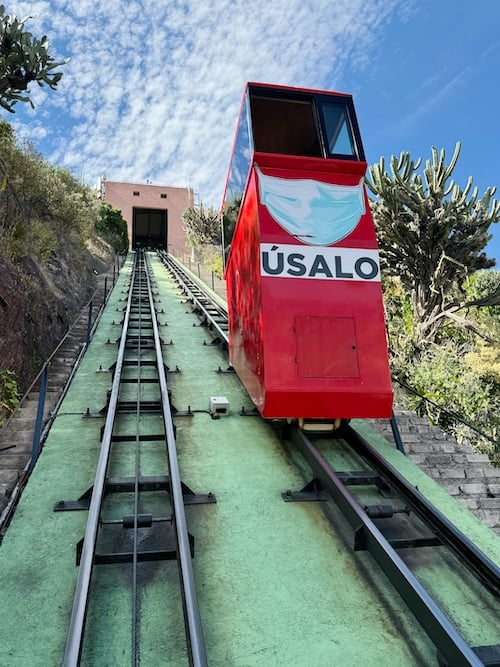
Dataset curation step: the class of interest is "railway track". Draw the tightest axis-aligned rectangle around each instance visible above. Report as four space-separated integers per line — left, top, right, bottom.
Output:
159 250 500 667
59 251 211 666
281 423 499 667
158 250 229 348
3 250 496 665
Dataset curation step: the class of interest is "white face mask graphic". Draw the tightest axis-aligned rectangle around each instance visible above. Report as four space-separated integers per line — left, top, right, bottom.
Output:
256 167 365 245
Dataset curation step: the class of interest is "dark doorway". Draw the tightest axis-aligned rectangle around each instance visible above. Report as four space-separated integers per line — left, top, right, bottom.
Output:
132 208 167 249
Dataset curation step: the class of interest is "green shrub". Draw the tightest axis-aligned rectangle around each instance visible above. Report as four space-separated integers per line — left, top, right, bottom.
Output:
95 202 129 253
382 271 500 464
404 341 499 462
1 122 102 261
0 369 19 427
210 254 224 279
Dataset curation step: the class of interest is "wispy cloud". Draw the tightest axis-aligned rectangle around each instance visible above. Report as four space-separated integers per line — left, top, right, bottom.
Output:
396 65 473 135
9 0 406 205
391 33 500 141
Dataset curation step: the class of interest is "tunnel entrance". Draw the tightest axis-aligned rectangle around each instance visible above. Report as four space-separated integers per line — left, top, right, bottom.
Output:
132 208 167 249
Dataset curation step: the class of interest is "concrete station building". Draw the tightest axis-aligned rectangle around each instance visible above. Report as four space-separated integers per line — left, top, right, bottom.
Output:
101 180 194 255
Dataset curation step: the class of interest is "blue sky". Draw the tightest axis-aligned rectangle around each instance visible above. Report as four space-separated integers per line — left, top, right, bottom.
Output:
5 0 500 263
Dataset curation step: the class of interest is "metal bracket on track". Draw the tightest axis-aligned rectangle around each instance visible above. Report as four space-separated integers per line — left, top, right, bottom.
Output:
75 525 196 566
54 475 217 512
438 644 500 667
282 478 328 502
216 365 235 373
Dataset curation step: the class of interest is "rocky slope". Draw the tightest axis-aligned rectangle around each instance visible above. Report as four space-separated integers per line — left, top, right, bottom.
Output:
0 239 114 395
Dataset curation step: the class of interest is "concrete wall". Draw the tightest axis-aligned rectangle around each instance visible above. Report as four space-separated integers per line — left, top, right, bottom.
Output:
102 181 194 254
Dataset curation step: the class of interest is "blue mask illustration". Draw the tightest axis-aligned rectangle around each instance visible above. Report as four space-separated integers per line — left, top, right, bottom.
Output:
257 167 365 245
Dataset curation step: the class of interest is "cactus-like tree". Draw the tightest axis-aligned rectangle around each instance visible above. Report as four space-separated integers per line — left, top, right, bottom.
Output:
0 4 67 112
367 142 500 347
182 204 222 260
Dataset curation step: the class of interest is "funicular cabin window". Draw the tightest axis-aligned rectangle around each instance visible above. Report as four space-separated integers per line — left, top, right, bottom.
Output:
320 102 355 157
317 97 365 161
250 95 322 157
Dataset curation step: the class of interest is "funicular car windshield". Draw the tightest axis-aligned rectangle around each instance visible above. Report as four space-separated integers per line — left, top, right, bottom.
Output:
248 85 365 161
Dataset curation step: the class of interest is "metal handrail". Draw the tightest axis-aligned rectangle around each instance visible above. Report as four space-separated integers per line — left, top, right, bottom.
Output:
0 257 121 440
0 261 123 539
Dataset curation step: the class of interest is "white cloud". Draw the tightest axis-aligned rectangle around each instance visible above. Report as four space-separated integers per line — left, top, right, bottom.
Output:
8 0 407 205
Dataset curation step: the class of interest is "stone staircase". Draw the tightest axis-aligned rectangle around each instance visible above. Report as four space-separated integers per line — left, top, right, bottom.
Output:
0 270 116 525
368 407 500 535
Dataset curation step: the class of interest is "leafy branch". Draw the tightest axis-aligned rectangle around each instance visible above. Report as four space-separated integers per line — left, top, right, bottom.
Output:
0 4 68 112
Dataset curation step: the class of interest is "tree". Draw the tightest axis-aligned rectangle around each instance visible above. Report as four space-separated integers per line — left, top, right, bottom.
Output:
96 202 129 253
222 195 241 261
0 120 101 260
0 4 67 112
181 204 221 259
367 142 500 347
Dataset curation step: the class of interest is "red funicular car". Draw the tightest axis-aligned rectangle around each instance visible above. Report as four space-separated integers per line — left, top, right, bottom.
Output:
222 82 393 422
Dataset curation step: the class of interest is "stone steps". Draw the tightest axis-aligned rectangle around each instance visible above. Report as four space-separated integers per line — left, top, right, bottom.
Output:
367 406 500 534
0 270 116 513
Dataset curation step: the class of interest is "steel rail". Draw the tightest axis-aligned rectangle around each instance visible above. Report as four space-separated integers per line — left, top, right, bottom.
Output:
131 253 145 666
160 251 228 337
145 253 208 667
62 258 137 667
342 424 500 599
286 424 484 667
158 251 229 346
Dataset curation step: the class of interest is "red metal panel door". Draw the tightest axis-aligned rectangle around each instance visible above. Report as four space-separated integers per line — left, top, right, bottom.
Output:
295 316 359 378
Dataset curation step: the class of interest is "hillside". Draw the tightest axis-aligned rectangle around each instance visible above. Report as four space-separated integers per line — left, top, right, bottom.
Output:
0 244 112 395
0 120 115 405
